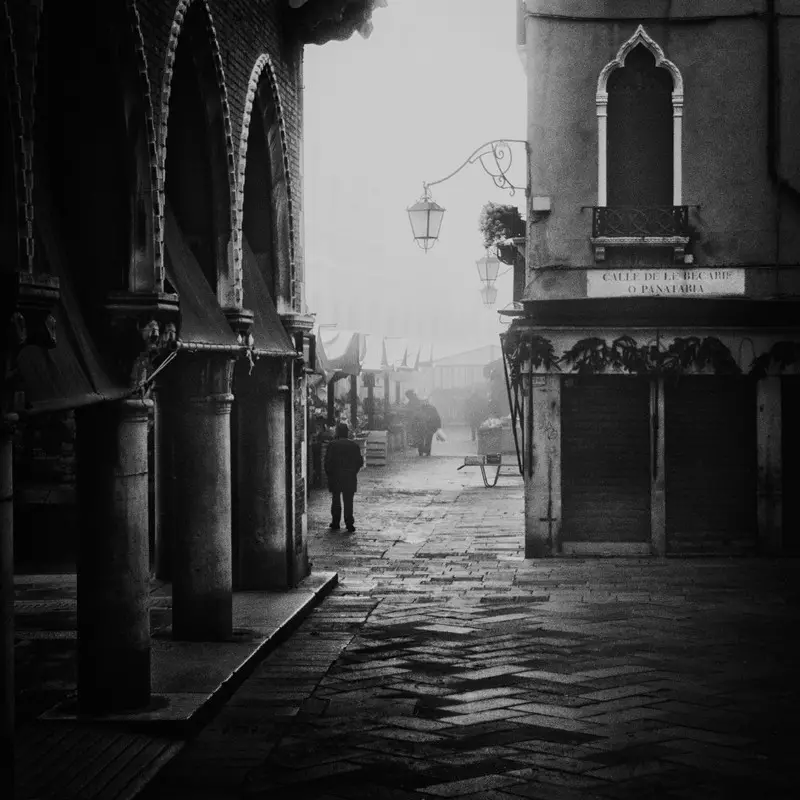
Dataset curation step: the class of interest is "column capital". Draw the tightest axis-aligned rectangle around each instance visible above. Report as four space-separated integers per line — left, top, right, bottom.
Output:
171 353 236 406
1 413 19 435
104 290 180 392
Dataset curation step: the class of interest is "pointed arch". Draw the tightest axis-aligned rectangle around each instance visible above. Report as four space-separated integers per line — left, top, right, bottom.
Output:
125 0 162 293
596 25 684 207
236 54 297 314
1 0 27 274
597 25 683 103
33 0 160 310
158 0 239 308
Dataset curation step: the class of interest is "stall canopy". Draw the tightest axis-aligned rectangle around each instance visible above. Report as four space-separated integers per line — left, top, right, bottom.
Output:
360 333 386 372
241 235 295 356
317 326 363 377
418 342 435 368
163 201 238 348
310 328 434 382
383 337 409 371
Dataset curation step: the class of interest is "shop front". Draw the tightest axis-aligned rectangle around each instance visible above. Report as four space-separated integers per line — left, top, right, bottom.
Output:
502 322 797 558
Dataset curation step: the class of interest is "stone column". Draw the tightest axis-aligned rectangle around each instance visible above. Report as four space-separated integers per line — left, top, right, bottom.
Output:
0 415 16 791
650 378 667 556
525 375 561 558
170 355 234 641
75 399 152 713
234 358 290 590
757 377 782 555
152 387 174 580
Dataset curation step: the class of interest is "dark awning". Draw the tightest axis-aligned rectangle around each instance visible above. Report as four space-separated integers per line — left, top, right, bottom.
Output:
16 193 129 415
242 235 295 356
163 201 239 349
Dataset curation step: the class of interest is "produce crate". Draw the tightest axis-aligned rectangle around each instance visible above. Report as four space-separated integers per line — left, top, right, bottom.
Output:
477 426 517 456
477 427 502 455
365 430 388 466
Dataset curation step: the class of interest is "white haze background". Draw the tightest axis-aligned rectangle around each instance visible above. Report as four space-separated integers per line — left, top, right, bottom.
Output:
303 0 527 359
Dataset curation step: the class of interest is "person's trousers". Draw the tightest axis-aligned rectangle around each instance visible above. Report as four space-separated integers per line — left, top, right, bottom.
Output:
330 490 355 529
419 431 434 456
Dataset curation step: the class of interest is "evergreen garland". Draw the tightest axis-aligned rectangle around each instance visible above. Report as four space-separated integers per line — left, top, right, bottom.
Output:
749 341 800 379
506 333 742 377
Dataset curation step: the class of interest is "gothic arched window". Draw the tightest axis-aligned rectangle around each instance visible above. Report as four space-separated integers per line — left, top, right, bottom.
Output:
596 26 684 208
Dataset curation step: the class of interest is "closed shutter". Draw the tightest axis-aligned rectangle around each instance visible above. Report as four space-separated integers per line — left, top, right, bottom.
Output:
665 377 756 555
561 377 651 543
782 377 800 554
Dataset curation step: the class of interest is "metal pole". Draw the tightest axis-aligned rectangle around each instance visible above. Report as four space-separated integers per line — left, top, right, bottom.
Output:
350 374 358 432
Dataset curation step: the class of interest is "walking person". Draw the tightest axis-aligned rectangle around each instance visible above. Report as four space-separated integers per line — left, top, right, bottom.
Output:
416 398 442 457
324 422 364 532
466 389 486 441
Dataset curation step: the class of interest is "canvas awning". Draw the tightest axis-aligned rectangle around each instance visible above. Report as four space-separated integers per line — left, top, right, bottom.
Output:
317 327 363 377
383 337 409 371
16 189 129 415
163 201 238 349
418 342 435 368
360 333 386 372
241 235 295 357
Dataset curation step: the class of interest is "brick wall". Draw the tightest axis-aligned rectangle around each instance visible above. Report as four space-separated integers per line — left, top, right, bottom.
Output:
4 0 311 569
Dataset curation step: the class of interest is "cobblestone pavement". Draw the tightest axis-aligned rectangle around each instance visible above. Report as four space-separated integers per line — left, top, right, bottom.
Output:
140 428 800 800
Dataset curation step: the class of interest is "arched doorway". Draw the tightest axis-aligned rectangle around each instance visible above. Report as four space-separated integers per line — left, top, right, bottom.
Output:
233 64 298 590
164 2 231 297
0 49 17 279
243 81 279 303
35 1 154 319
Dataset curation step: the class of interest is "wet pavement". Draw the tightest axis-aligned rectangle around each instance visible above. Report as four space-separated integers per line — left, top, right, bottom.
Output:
134 426 800 799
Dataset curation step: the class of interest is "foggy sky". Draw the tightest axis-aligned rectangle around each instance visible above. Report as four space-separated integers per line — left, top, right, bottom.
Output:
303 0 526 359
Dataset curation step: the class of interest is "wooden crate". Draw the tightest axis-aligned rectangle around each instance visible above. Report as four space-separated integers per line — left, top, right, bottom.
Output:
366 430 388 466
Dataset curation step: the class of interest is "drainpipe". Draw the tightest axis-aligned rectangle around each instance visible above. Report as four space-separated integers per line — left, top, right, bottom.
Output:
766 0 800 279
766 0 781 271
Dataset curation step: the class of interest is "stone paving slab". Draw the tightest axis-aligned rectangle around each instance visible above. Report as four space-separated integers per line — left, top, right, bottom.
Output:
13 572 338 798
63 428 800 797
128 428 800 800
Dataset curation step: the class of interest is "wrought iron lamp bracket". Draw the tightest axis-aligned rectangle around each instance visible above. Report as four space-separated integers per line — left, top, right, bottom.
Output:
422 139 528 199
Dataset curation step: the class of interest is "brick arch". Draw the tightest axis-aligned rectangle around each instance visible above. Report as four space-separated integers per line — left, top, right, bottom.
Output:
1 0 30 272
125 0 162 292
236 54 297 310
158 0 240 308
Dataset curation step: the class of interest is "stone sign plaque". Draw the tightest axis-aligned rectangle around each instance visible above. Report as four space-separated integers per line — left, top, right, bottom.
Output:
586 268 745 298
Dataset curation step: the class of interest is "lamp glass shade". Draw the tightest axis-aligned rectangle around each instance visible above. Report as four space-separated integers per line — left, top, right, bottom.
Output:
407 198 445 250
480 284 498 306
475 253 500 282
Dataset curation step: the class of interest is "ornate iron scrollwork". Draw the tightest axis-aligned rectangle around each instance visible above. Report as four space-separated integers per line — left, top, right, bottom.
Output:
424 140 528 198
592 205 689 237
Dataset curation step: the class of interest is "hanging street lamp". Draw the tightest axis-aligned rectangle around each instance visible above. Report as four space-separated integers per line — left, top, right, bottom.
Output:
480 284 498 307
406 189 446 252
475 252 501 284
407 139 527 253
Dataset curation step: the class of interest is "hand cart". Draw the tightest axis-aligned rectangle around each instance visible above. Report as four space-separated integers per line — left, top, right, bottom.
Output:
457 453 519 488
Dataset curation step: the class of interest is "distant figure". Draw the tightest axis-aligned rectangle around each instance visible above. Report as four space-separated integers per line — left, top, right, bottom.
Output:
415 398 442 457
466 390 486 441
405 389 421 448
324 422 364 533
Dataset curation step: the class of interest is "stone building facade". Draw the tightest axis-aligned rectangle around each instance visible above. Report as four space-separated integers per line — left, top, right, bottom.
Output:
505 0 800 558
0 0 384 782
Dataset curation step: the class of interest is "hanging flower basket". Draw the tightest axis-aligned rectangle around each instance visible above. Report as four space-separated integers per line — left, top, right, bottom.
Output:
478 203 525 250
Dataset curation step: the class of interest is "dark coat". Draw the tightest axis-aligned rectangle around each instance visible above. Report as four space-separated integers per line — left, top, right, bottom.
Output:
324 437 364 493
419 404 441 433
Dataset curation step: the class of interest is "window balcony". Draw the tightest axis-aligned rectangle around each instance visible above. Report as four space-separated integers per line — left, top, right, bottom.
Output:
590 205 690 263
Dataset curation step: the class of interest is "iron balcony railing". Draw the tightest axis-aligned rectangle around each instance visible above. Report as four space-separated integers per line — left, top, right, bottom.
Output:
592 205 689 238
